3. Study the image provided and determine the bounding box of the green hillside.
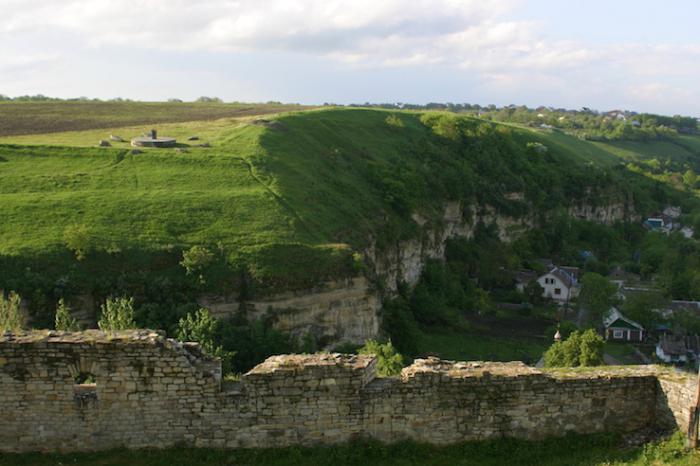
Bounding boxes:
[1,105,700,334]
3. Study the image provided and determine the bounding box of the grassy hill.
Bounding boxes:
[1,104,699,333]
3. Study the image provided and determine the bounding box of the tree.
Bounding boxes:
[180,246,214,284]
[0,291,24,332]
[544,329,604,367]
[98,297,136,331]
[63,224,94,261]
[177,308,233,373]
[683,169,697,189]
[358,339,404,376]
[578,329,605,366]
[621,291,667,331]
[55,298,79,331]
[524,279,545,305]
[578,273,618,322]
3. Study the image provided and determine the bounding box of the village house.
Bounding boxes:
[603,307,645,342]
[655,333,700,364]
[536,266,580,303]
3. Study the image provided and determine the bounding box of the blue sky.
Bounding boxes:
[1,0,698,115]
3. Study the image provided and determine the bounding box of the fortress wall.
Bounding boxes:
[657,375,698,433]
[0,331,695,452]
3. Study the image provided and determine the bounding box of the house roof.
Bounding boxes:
[515,270,538,284]
[686,335,700,354]
[658,333,686,356]
[559,266,580,281]
[549,267,577,288]
[603,307,644,330]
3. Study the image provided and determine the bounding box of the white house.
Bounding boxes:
[603,308,644,342]
[537,267,579,303]
[655,334,688,364]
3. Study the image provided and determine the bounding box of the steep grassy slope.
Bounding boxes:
[0,107,697,313]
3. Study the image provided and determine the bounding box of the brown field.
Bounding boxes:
[0,101,311,136]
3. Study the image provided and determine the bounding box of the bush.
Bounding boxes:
[358,339,404,376]
[177,308,234,374]
[180,246,214,283]
[544,329,604,367]
[63,224,94,261]
[54,298,79,331]
[0,291,24,332]
[98,297,136,331]
[217,317,296,374]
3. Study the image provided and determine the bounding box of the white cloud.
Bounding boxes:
[0,0,699,113]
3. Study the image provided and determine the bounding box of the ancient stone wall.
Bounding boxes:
[0,331,695,453]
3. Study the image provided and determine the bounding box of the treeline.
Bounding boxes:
[0,94,287,105]
[338,102,697,142]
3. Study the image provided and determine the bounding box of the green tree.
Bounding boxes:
[621,291,667,331]
[55,298,79,331]
[683,169,697,189]
[524,279,545,305]
[63,224,94,261]
[578,273,618,322]
[180,246,214,284]
[358,339,404,376]
[544,329,604,367]
[578,329,605,366]
[177,308,233,373]
[98,297,136,331]
[0,291,24,332]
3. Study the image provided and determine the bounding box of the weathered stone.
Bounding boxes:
[0,330,695,453]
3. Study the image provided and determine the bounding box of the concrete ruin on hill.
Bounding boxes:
[131,129,177,148]
[0,330,696,452]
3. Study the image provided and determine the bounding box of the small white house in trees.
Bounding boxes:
[603,307,644,342]
[537,267,580,303]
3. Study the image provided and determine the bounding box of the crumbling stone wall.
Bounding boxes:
[0,331,696,452]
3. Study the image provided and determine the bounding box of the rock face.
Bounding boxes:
[199,277,380,345]
[568,201,639,225]
[0,331,694,452]
[197,197,636,344]
[365,201,534,294]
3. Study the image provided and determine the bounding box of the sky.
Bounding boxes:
[1,0,699,115]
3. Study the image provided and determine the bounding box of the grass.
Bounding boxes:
[2,432,698,466]
[604,342,644,365]
[1,103,699,299]
[418,327,549,363]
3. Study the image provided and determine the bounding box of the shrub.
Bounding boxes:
[0,291,24,332]
[358,339,404,376]
[63,224,94,261]
[385,114,405,129]
[98,297,136,331]
[55,298,79,331]
[180,246,214,283]
[544,329,604,367]
[177,308,235,374]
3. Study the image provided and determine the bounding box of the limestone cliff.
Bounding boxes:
[210,196,635,345]
[198,277,380,345]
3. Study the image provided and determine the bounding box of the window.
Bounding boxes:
[554,288,561,295]
[613,330,624,339]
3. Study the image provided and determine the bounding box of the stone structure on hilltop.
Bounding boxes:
[131,129,177,148]
[0,330,696,452]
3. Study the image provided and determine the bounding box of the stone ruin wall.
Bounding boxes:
[0,330,696,453]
